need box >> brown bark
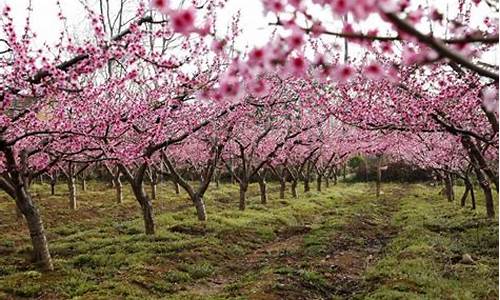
[291,180,298,198]
[376,155,382,198]
[131,183,155,234]
[81,178,86,191]
[303,178,310,193]
[460,185,469,207]
[50,182,55,195]
[474,167,494,218]
[239,182,248,210]
[193,195,207,221]
[279,179,286,199]
[3,148,53,271]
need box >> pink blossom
[286,28,304,50]
[211,39,226,54]
[248,79,269,97]
[287,55,308,77]
[151,0,169,12]
[219,76,241,99]
[170,8,196,35]
[248,47,268,68]
[332,64,355,82]
[363,62,384,80]
[263,0,285,14]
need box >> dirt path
[182,187,403,299]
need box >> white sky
[0,0,275,48]
[0,0,497,63]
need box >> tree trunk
[16,189,53,271]
[376,156,382,198]
[193,195,207,221]
[316,174,322,192]
[174,181,180,194]
[81,178,86,192]
[304,177,310,193]
[342,164,346,180]
[239,182,248,210]
[325,177,330,188]
[50,182,55,196]
[132,183,155,234]
[279,178,286,199]
[258,178,267,204]
[444,174,454,202]
[114,175,123,204]
[333,170,338,185]
[3,147,53,271]
[470,184,476,210]
[151,182,157,200]
[291,180,298,198]
[15,204,23,221]
[460,185,469,207]
[68,176,77,210]
[474,168,494,218]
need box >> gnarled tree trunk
[2,148,53,271]
[193,194,207,221]
[131,183,155,234]
[239,182,248,210]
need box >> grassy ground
[0,180,497,299]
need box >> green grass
[0,180,497,299]
[362,184,498,300]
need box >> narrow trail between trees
[183,185,404,299]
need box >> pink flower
[219,76,241,99]
[170,8,196,35]
[151,0,169,12]
[287,55,307,77]
[363,62,384,80]
[263,0,285,14]
[211,39,226,54]
[286,28,304,50]
[331,0,350,15]
[287,0,303,9]
[311,22,325,37]
[332,64,355,82]
[402,46,423,65]
[248,47,268,68]
[248,79,268,97]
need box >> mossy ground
[0,180,497,299]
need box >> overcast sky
[0,0,497,64]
